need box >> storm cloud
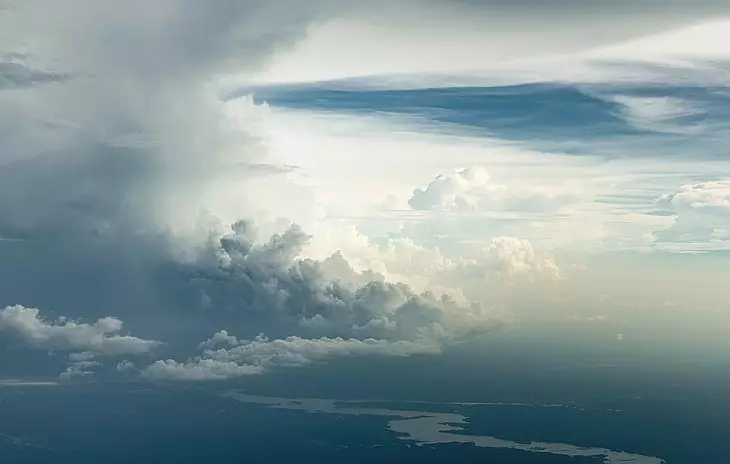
[1,0,719,382]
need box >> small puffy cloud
[652,181,730,251]
[60,361,101,380]
[409,166,503,212]
[408,166,577,213]
[0,305,161,356]
[480,237,561,280]
[68,351,96,362]
[143,333,440,382]
[198,330,240,350]
[115,360,137,372]
[661,180,730,213]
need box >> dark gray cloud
[0,62,68,89]
[187,220,498,341]
[0,1,339,378]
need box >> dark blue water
[0,384,604,464]
[2,332,728,464]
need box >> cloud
[611,95,703,134]
[409,166,502,212]
[650,181,730,252]
[144,333,440,382]
[0,0,646,383]
[115,360,136,372]
[60,360,101,380]
[409,166,577,213]
[0,379,58,387]
[197,330,240,350]
[0,2,347,340]
[134,217,523,382]
[479,237,561,280]
[0,61,69,89]
[68,351,96,362]
[144,358,264,382]
[661,181,730,213]
[0,1,326,235]
[589,19,730,63]
[254,1,730,83]
[188,220,501,342]
[0,305,161,356]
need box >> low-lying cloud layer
[144,333,441,381]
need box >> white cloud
[190,221,503,342]
[253,3,730,84]
[662,181,730,213]
[144,359,264,382]
[115,360,137,373]
[611,95,703,134]
[0,305,161,356]
[479,237,561,280]
[198,330,240,350]
[144,333,441,382]
[68,351,96,362]
[60,360,101,380]
[256,106,705,253]
[409,166,504,213]
[408,166,580,215]
[651,181,730,252]
[0,379,59,387]
[588,19,730,64]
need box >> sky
[0,0,728,383]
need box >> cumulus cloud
[60,360,101,380]
[0,2,360,346]
[197,330,241,350]
[0,1,335,236]
[0,305,161,356]
[661,181,730,213]
[0,2,556,382]
[651,181,730,251]
[188,220,500,342]
[144,358,264,382]
[409,166,503,212]
[318,227,561,287]
[480,237,561,280]
[115,360,137,372]
[409,166,577,213]
[136,218,518,382]
[68,351,96,362]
